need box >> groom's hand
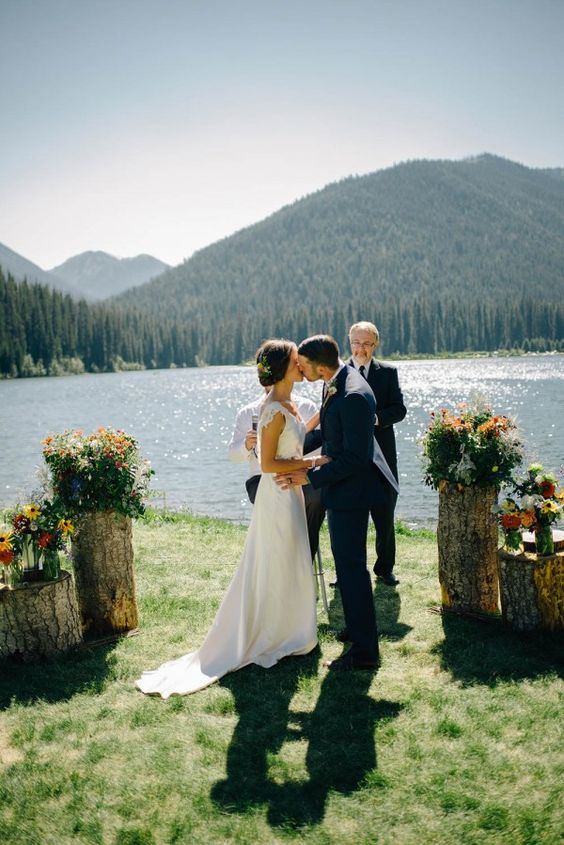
[274,469,309,488]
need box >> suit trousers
[327,508,379,662]
[370,488,398,576]
[246,474,325,560]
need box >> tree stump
[498,550,564,631]
[0,571,83,660]
[437,484,499,614]
[72,511,138,635]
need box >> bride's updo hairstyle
[256,339,294,387]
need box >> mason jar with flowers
[42,427,154,634]
[421,398,524,614]
[6,500,74,583]
[508,464,564,556]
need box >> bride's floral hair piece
[256,339,294,386]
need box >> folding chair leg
[315,548,330,616]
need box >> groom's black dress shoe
[374,571,400,586]
[324,654,380,672]
[336,628,350,642]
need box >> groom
[281,334,385,670]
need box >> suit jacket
[348,358,406,481]
[308,365,387,510]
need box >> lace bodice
[258,401,305,460]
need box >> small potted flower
[42,427,153,634]
[421,397,524,614]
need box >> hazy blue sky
[1,0,563,268]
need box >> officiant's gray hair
[297,335,339,368]
[255,339,294,387]
[349,321,380,347]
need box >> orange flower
[501,512,522,529]
[520,511,535,528]
[38,532,53,548]
[0,531,13,552]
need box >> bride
[135,339,328,698]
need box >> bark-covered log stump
[498,550,564,632]
[0,571,83,659]
[72,511,138,635]
[438,484,499,614]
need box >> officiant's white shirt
[228,394,319,477]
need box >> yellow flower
[540,500,560,515]
[492,465,499,473]
[23,503,41,519]
[58,519,74,535]
[0,530,13,552]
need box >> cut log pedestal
[498,544,564,632]
[72,511,138,636]
[438,485,499,614]
[0,571,83,660]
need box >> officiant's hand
[245,430,258,451]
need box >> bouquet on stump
[421,397,524,615]
[0,499,74,586]
[42,427,154,635]
[497,465,563,556]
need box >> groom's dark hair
[298,335,339,368]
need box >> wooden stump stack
[72,511,138,635]
[498,549,563,631]
[0,572,82,659]
[437,484,499,614]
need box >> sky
[1,0,563,270]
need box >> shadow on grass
[433,612,564,685]
[374,581,412,642]
[0,642,118,709]
[211,643,402,830]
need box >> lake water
[0,355,562,527]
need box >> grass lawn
[0,512,562,845]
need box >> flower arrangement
[421,399,524,490]
[42,427,154,519]
[0,499,74,585]
[497,464,563,555]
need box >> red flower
[38,532,53,548]
[0,549,15,564]
[541,481,556,499]
[13,514,30,532]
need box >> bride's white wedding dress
[135,401,317,698]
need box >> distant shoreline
[1,348,562,380]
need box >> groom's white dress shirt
[228,394,319,478]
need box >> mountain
[114,154,564,361]
[0,242,79,297]
[50,251,170,300]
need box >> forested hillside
[1,155,563,377]
[115,154,564,362]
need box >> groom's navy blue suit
[307,365,386,663]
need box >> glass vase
[3,559,23,587]
[21,535,42,576]
[503,528,522,555]
[42,550,60,581]
[535,525,554,556]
